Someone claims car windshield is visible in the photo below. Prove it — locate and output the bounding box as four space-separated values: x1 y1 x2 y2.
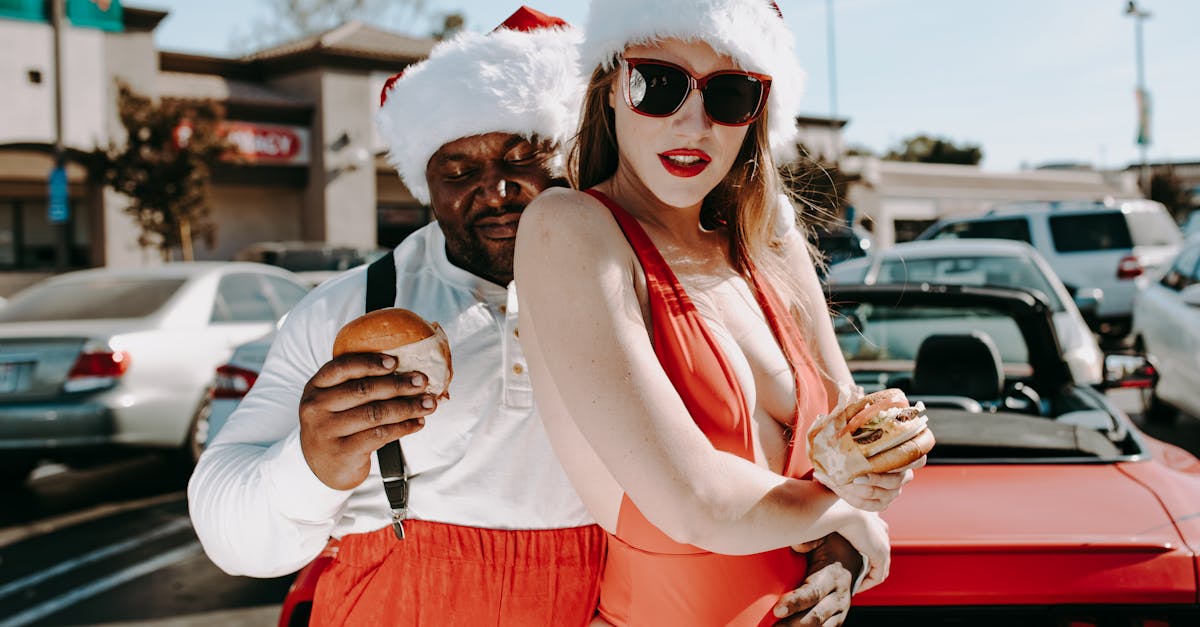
875 255 1063 310
0 277 186 322
831 296 1133 463
835 303 1029 367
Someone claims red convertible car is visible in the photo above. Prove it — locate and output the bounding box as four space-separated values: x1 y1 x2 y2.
277 284 1199 626
831 284 1200 626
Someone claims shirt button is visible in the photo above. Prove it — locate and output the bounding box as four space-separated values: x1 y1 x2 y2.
513 328 520 338
512 363 525 375
500 305 508 313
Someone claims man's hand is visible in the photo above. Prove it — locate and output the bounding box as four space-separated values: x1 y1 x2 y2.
299 353 438 490
815 457 925 512
773 534 864 626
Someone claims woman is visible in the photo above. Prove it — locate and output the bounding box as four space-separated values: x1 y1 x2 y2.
514 1 922 624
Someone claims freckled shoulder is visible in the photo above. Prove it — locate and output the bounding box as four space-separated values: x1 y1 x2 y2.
520 187 628 251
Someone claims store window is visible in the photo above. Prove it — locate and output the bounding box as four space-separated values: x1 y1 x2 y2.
377 202 431 249
0 196 92 269
894 219 938 243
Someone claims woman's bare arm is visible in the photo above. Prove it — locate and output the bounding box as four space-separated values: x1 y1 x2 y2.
513 188 884 560
778 199 921 513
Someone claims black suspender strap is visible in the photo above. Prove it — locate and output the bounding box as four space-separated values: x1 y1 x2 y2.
365 251 410 540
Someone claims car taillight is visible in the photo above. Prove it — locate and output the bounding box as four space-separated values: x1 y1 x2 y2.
213 364 258 399
64 349 131 393
1117 254 1143 279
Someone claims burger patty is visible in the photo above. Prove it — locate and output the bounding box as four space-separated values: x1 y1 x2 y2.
852 429 883 445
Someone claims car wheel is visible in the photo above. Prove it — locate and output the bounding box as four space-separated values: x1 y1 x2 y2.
168 398 212 477
186 398 213 466
0 460 37 490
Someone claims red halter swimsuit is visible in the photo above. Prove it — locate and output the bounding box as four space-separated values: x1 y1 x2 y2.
588 189 831 626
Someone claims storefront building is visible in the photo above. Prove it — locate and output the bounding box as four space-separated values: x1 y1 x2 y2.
1 1 432 294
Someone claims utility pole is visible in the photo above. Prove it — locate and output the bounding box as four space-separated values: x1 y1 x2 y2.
826 0 838 119
49 0 71 270
1125 1 1152 194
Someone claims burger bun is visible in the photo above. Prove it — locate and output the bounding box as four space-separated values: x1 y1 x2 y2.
333 308 453 399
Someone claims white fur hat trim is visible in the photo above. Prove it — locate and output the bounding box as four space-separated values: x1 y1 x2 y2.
580 0 805 161
377 26 583 204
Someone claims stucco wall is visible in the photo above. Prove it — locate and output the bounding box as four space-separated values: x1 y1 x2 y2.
0 20 110 150
195 184 306 261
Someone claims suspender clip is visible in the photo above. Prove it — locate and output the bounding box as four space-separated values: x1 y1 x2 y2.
390 509 407 540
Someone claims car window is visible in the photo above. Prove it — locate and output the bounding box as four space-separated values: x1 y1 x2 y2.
1126 207 1183 247
876 255 1063 310
928 218 1032 244
1160 242 1200 291
264 276 308 316
0 277 186 322
213 274 275 323
1047 212 1132 253
815 229 867 265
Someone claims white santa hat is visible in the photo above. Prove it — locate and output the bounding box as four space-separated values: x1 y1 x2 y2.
580 0 805 161
376 7 583 205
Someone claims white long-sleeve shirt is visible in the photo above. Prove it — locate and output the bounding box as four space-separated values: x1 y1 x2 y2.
188 223 593 578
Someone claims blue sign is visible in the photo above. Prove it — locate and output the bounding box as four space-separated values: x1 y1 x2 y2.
48 166 69 223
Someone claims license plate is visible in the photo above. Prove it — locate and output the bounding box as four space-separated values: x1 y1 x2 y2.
0 361 32 394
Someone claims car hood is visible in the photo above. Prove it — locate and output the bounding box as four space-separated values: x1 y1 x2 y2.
0 318 157 339
856 463 1196 606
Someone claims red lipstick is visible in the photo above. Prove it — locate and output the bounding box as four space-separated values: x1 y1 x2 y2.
658 149 711 178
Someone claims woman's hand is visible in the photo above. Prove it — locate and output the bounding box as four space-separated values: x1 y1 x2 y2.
836 510 890 592
815 457 925 512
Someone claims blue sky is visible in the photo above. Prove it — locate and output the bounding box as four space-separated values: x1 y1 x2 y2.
142 0 1200 172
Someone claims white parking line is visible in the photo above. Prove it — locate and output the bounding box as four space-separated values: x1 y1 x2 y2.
0 541 203 627
0 491 186 548
0 517 194 601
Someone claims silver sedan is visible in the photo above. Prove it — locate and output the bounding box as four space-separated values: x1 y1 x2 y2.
0 262 308 487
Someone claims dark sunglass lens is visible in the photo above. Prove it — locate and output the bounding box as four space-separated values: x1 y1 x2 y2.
629 63 689 116
703 74 763 124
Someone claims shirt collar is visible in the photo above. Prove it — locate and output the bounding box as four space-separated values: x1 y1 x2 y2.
425 223 510 307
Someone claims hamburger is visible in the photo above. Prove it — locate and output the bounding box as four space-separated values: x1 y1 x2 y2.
807 388 935 484
333 308 453 399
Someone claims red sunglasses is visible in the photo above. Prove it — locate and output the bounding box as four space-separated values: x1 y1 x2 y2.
620 57 772 126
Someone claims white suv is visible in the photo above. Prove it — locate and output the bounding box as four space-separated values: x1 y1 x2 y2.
917 199 1183 338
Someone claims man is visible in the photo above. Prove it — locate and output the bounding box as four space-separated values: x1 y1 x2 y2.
188 7 862 626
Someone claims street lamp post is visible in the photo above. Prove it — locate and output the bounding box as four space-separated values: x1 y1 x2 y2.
1125 1 1152 194
50 0 71 270
826 0 838 119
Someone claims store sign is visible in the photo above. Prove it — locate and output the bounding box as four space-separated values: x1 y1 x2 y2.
0 0 122 31
0 0 44 21
48 166 69 223
68 0 122 31
222 122 310 166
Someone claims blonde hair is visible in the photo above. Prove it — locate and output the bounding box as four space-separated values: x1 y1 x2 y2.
569 59 820 345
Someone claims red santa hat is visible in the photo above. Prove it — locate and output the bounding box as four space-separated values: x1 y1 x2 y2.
580 0 805 161
377 6 581 205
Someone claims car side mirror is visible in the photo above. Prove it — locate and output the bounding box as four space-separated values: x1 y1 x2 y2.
1100 352 1157 390
1182 284 1200 308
